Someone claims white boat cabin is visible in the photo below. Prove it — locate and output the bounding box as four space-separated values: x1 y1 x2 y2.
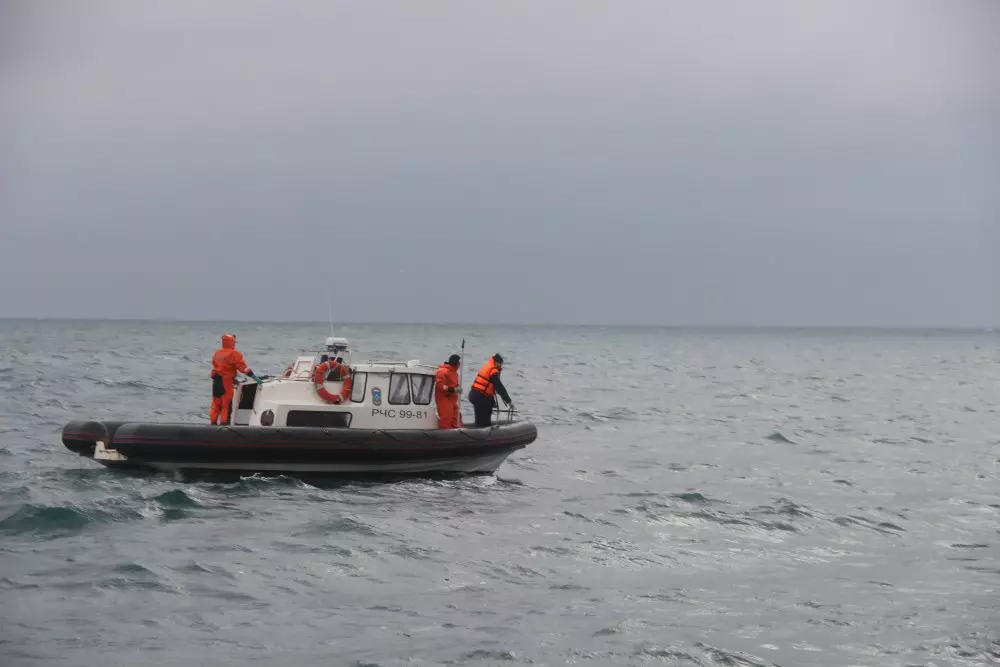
229 337 446 430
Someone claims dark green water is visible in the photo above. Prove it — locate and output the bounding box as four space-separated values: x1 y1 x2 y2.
1 321 998 666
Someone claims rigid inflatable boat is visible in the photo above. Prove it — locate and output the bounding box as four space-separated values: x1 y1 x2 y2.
61 337 537 476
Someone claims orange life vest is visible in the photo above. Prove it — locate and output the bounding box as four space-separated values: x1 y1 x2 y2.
471 358 500 398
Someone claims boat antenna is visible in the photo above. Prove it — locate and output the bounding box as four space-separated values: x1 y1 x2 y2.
327 295 334 337
458 338 465 426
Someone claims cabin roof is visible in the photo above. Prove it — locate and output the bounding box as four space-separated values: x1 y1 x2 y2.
354 360 437 374
290 355 436 374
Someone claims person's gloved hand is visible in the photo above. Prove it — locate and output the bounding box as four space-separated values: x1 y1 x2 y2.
508 402 515 411
452 384 461 394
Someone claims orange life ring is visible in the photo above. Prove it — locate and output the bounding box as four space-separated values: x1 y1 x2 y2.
312 360 353 404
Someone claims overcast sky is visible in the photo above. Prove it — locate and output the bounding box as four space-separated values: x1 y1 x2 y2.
2 0 998 326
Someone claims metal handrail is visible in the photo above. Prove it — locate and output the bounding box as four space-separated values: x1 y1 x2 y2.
490 399 519 425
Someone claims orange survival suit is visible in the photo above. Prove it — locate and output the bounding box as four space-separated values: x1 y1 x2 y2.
434 355 463 429
210 333 257 425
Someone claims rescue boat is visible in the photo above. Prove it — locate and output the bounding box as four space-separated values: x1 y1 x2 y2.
61 337 536 476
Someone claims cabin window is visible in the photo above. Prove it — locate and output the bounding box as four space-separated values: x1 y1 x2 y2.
286 410 352 428
350 372 367 403
237 383 258 410
388 373 411 405
410 374 434 405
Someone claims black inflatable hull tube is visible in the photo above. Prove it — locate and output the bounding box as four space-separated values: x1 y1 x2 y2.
60 420 537 473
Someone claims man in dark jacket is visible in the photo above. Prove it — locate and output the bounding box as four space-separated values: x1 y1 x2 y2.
467 353 513 427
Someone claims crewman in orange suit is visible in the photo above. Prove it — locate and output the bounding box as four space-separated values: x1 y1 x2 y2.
435 354 463 429
209 333 260 425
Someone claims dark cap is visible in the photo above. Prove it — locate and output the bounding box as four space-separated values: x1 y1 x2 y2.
448 354 461 365
492 353 504 365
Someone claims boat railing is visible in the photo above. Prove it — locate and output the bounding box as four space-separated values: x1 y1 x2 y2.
490 402 520 425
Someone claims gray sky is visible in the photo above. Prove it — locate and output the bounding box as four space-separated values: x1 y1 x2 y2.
3 0 998 326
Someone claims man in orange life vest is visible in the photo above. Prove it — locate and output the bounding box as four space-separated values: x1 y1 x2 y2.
434 354 463 429
467 353 514 427
209 333 260 425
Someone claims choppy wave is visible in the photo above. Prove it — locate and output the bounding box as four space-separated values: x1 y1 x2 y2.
152 489 200 509
0 502 144 537
86 377 156 390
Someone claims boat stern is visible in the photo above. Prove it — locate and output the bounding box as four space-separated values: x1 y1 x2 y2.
61 420 118 458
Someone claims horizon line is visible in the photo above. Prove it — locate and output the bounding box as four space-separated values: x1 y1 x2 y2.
0 316 995 331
